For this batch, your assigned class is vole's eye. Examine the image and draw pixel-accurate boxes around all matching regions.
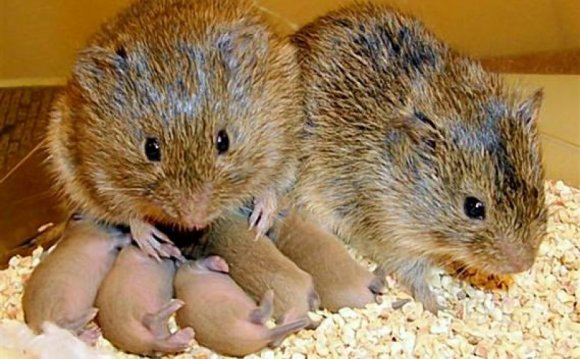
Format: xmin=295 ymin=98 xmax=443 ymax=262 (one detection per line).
xmin=216 ymin=130 xmax=230 ymax=155
xmin=464 ymin=196 xmax=485 ymax=220
xmin=144 ymin=137 xmax=161 ymax=162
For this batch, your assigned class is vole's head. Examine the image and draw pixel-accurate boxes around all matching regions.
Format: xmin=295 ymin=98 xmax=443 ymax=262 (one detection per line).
xmin=49 ymin=0 xmax=300 ymax=229
xmin=386 ymin=62 xmax=547 ymax=275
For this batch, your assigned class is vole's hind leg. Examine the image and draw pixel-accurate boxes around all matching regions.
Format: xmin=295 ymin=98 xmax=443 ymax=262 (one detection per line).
xmin=143 ymin=299 xmax=184 ymax=337
xmin=249 ymin=190 xmax=278 ymax=239
xmin=249 ymin=290 xmax=274 ymax=324
xmin=394 ymin=259 xmax=444 ymax=313
xmin=129 ymin=219 xmax=177 ymax=261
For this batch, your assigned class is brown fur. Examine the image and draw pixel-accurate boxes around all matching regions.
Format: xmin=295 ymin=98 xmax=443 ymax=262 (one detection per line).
xmin=46 ymin=0 xmax=302 ymax=258
xmin=174 ymin=256 xmax=310 ymax=357
xmin=96 ymin=245 xmax=194 ymax=356
xmin=290 ymin=3 xmax=547 ymax=312
xmin=23 ymin=216 xmax=130 ymax=339
xmin=197 ymin=211 xmax=319 ymax=323
xmin=274 ymin=211 xmax=385 ymax=312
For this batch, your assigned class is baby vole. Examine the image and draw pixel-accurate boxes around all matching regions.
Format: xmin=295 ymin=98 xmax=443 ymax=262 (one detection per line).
xmin=47 ymin=0 xmax=302 ymax=260
xmin=274 ymin=211 xmax=385 ymax=312
xmin=96 ymin=245 xmax=194 ymax=356
xmin=174 ymin=256 xmax=309 ymax=357
xmin=22 ymin=215 xmax=130 ymax=341
xmin=290 ymin=3 xmax=547 ymax=312
xmin=198 ymin=211 xmax=319 ymax=323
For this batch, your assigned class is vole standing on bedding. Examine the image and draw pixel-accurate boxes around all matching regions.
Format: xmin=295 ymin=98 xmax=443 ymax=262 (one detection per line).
xmin=190 ymin=211 xmax=319 ymax=325
xmin=96 ymin=245 xmax=194 ymax=356
xmin=174 ymin=256 xmax=310 ymax=357
xmin=46 ymin=0 xmax=302 ymax=261
xmin=290 ymin=3 xmax=548 ymax=312
xmin=274 ymin=211 xmax=386 ymax=312
xmin=22 ymin=215 xmax=130 ymax=341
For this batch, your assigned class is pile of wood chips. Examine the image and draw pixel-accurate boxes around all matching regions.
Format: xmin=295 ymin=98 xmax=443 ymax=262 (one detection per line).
xmin=0 ymin=180 xmax=578 ymax=358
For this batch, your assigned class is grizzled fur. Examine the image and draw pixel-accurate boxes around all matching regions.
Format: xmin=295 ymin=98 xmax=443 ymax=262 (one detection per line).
xmin=290 ymin=3 xmax=547 ymax=311
xmin=46 ymin=0 xmax=301 ymax=254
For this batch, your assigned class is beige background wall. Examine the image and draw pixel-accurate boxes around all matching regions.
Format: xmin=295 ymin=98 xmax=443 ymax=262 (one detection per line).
xmin=2 ymin=0 xmax=579 ymax=81
xmin=1 ymin=0 xmax=579 ymax=185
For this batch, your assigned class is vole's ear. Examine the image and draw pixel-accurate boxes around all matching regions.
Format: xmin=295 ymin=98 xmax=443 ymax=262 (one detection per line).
xmin=73 ymin=45 xmax=127 ymax=91
xmin=517 ymin=89 xmax=543 ymax=128
xmin=217 ymin=23 xmax=269 ymax=75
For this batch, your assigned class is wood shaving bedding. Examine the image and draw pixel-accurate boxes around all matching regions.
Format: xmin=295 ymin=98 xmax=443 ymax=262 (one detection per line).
xmin=0 ymin=180 xmax=578 ymax=358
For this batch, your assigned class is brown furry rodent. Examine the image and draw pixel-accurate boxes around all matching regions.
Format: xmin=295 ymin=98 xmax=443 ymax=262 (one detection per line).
xmin=274 ymin=211 xmax=385 ymax=312
xmin=47 ymin=0 xmax=301 ymax=261
xmin=290 ymin=3 xmax=547 ymax=312
xmin=194 ymin=211 xmax=319 ymax=325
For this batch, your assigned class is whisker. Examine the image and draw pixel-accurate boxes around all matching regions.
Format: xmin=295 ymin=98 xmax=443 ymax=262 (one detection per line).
xmin=98 ymin=187 xmax=143 ymax=192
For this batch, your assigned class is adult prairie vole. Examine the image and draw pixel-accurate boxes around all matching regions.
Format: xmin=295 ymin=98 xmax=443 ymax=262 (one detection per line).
xmin=174 ymin=256 xmax=310 ymax=357
xmin=194 ymin=211 xmax=319 ymax=324
xmin=274 ymin=211 xmax=385 ymax=312
xmin=47 ymin=0 xmax=301 ymax=261
xmin=290 ymin=3 xmax=547 ymax=312
xmin=96 ymin=245 xmax=194 ymax=356
xmin=22 ymin=215 xmax=130 ymax=340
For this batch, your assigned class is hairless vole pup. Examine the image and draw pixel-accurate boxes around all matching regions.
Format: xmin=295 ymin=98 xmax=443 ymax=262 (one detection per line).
xmin=274 ymin=211 xmax=386 ymax=312
xmin=46 ymin=0 xmax=302 ymax=261
xmin=96 ymin=245 xmax=194 ymax=356
xmin=289 ymin=3 xmax=547 ymax=312
xmin=22 ymin=215 xmax=130 ymax=341
xmin=195 ymin=211 xmax=319 ymax=325
xmin=174 ymin=256 xmax=310 ymax=357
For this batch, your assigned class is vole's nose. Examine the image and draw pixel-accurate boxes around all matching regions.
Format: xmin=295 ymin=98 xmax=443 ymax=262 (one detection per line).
xmin=497 ymin=240 xmax=536 ymax=273
xmin=179 ymin=183 xmax=213 ymax=229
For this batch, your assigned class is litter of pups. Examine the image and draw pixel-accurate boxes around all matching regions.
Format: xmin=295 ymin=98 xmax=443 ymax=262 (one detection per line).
xmin=0 ymin=180 xmax=577 ymax=358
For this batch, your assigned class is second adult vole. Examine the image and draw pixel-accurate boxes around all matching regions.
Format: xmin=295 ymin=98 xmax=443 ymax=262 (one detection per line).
xmin=290 ymin=3 xmax=547 ymax=311
xmin=47 ymin=0 xmax=301 ymax=260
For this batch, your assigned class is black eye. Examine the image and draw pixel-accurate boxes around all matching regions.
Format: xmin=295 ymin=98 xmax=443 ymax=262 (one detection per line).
xmin=216 ymin=130 xmax=230 ymax=154
xmin=144 ymin=137 xmax=161 ymax=162
xmin=464 ymin=196 xmax=485 ymax=220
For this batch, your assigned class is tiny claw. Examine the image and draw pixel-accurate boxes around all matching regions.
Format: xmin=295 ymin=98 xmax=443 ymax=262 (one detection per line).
xmin=249 ymin=192 xmax=278 ymax=238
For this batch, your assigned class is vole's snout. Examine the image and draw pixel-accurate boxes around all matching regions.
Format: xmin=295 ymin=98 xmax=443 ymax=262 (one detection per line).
xmin=179 ymin=184 xmax=214 ymax=229
xmin=496 ymin=240 xmax=536 ymax=274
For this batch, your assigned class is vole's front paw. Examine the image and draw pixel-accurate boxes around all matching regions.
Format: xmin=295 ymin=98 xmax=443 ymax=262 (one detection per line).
xmin=249 ymin=192 xmax=278 ymax=239
xmin=395 ymin=259 xmax=444 ymax=314
xmin=414 ymin=289 xmax=445 ymax=314
xmin=129 ymin=220 xmax=182 ymax=262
